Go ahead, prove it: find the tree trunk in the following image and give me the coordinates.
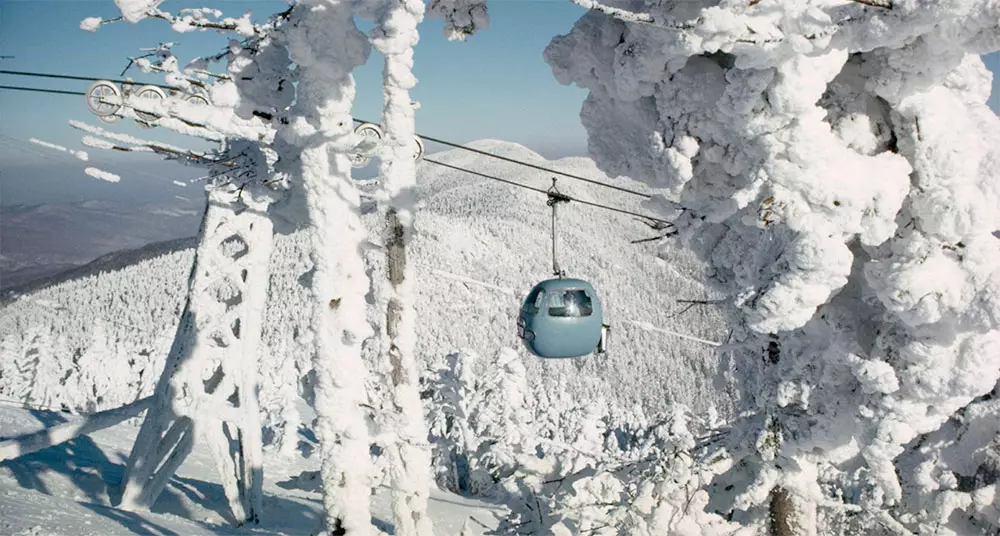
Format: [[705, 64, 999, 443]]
[[373, 0, 433, 533], [770, 486, 816, 536], [280, 1, 375, 533]]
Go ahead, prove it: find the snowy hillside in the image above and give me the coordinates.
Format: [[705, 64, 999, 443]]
[[403, 140, 730, 415], [0, 140, 730, 429], [0, 140, 734, 534]]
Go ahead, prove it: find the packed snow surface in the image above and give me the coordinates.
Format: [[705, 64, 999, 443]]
[[0, 404, 504, 535]]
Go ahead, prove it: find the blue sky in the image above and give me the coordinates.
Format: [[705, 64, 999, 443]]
[[1, 0, 999, 207], [0, 0, 592, 205]]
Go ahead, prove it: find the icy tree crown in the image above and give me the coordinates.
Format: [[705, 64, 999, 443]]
[[547, 0, 1000, 335], [546, 0, 1000, 525]]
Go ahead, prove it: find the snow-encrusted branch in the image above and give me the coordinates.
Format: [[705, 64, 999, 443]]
[[28, 138, 89, 161], [70, 120, 216, 161], [83, 1, 293, 40], [565, 0, 888, 47], [567, 0, 654, 24], [84, 167, 122, 183], [80, 16, 122, 32], [426, 0, 489, 41]]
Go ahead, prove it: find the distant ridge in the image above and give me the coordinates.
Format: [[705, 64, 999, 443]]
[[1, 235, 199, 303]]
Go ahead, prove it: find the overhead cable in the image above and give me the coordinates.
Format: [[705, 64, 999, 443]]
[[423, 157, 671, 226], [0, 75, 671, 226], [2, 70, 653, 199]]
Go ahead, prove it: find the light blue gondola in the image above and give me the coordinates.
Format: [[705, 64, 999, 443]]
[[518, 278, 605, 358], [516, 179, 609, 359]]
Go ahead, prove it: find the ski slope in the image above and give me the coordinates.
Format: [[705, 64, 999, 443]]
[[0, 403, 504, 535]]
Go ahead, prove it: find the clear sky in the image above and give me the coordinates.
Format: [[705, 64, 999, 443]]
[[1, 0, 1000, 207], [0, 0, 592, 206]]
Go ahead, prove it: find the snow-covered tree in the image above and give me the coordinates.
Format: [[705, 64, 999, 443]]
[[424, 350, 483, 493], [274, 1, 378, 532], [0, 333, 28, 402], [545, 0, 1000, 532], [426, 0, 490, 41], [472, 348, 533, 470], [75, 320, 112, 412], [363, 0, 435, 532], [29, 330, 74, 412], [539, 407, 746, 536]]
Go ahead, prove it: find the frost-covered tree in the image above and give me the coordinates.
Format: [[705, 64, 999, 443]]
[[75, 320, 113, 412], [537, 408, 746, 536], [424, 351, 484, 493], [545, 0, 1000, 532], [426, 0, 490, 41], [274, 1, 380, 532], [29, 330, 74, 412], [0, 333, 29, 402], [360, 0, 435, 532], [473, 348, 533, 470]]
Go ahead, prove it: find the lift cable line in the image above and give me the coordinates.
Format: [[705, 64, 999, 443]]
[[0, 75, 675, 228], [0, 83, 674, 228], [2, 69, 654, 199], [423, 157, 672, 226], [0, 84, 86, 96], [0, 69, 175, 91], [355, 117, 653, 199]]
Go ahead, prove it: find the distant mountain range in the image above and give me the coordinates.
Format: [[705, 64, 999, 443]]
[[1, 197, 202, 291]]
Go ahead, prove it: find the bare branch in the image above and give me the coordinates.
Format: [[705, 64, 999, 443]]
[[631, 235, 663, 244], [635, 217, 675, 231], [669, 299, 723, 319], [631, 228, 677, 244]]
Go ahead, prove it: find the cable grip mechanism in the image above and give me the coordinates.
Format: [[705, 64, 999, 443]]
[[547, 178, 570, 278]]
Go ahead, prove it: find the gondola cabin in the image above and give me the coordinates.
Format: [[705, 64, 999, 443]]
[[517, 278, 604, 358]]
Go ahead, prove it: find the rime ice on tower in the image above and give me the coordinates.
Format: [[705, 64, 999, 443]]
[[119, 187, 274, 525]]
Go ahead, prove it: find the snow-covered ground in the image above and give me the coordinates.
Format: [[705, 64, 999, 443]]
[[0, 141, 728, 533], [0, 402, 505, 535]]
